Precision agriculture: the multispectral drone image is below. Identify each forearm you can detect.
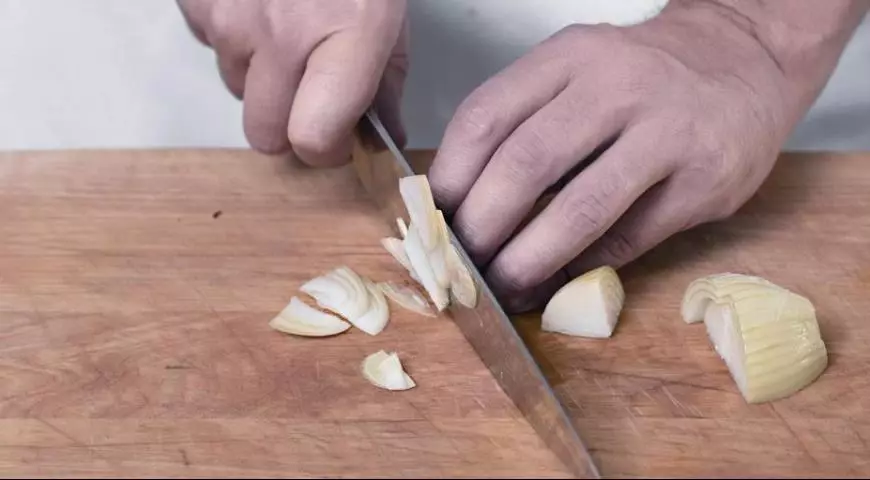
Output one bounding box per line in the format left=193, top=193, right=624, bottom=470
left=663, top=0, right=868, bottom=111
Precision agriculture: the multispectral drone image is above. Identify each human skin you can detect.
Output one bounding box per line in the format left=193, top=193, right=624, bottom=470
left=426, top=0, right=869, bottom=311
left=178, top=0, right=868, bottom=312
left=176, top=0, right=408, bottom=164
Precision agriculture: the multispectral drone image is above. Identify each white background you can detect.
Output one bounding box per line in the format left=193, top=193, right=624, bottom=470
left=0, top=0, right=867, bottom=152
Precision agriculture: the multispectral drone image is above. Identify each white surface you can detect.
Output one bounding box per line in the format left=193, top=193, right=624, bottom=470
left=0, top=0, right=867, bottom=152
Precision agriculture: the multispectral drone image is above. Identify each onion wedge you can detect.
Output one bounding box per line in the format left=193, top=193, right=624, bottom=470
left=404, top=224, right=450, bottom=311
left=541, top=266, right=624, bottom=338
left=681, top=273, right=828, bottom=403
left=300, top=266, right=371, bottom=322
left=362, top=350, right=416, bottom=391
left=396, top=217, right=408, bottom=239
left=353, top=280, right=390, bottom=336
left=378, top=281, right=436, bottom=317
left=380, top=237, right=413, bottom=272
left=399, top=175, right=440, bottom=251
left=428, top=210, right=452, bottom=289
left=269, top=296, right=351, bottom=337
left=446, top=244, right=478, bottom=308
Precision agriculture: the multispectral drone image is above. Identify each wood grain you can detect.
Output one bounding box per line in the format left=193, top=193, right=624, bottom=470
left=0, top=149, right=568, bottom=478
left=1, top=148, right=868, bottom=478
left=411, top=150, right=870, bottom=478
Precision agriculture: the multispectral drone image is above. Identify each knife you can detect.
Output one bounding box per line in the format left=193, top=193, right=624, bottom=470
left=351, top=109, right=600, bottom=479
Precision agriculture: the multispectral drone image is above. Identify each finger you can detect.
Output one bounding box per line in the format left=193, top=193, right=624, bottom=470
left=288, top=1, right=406, bottom=167
left=452, top=88, right=631, bottom=264
left=427, top=45, right=572, bottom=213
left=373, top=20, right=410, bottom=148
left=242, top=49, right=304, bottom=154
left=566, top=177, right=701, bottom=275
left=216, top=46, right=251, bottom=100
left=176, top=0, right=211, bottom=46
left=485, top=130, right=675, bottom=295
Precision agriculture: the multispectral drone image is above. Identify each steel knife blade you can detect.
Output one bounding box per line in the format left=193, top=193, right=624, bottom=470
left=351, top=109, right=600, bottom=479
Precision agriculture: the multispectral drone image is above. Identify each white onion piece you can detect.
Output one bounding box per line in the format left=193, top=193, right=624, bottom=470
left=381, top=237, right=413, bottom=272
left=268, top=296, right=351, bottom=337
left=352, top=280, right=390, bottom=335
left=362, top=350, right=416, bottom=391
left=446, top=244, right=478, bottom=308
left=404, top=224, right=450, bottom=311
left=427, top=209, right=452, bottom=288
left=396, top=217, right=408, bottom=239
left=300, top=266, right=370, bottom=322
left=681, top=273, right=828, bottom=403
left=399, top=175, right=440, bottom=251
left=378, top=281, right=436, bottom=317
left=542, top=266, right=624, bottom=338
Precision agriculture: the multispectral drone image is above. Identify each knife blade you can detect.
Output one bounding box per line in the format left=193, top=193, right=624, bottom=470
left=351, top=109, right=600, bottom=479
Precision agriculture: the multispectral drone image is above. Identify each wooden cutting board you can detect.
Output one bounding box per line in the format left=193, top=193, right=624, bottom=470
left=0, top=149, right=868, bottom=478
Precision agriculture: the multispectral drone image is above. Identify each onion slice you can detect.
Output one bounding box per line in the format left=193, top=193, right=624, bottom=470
left=446, top=244, right=478, bottom=308
left=396, top=217, right=408, bottom=239
left=399, top=175, right=440, bottom=251
left=380, top=237, right=413, bottom=272
left=269, top=296, right=351, bottom=337
left=378, top=281, right=436, bottom=317
left=541, top=266, right=624, bottom=338
left=681, top=273, right=828, bottom=403
left=362, top=350, right=416, bottom=391
left=404, top=224, right=450, bottom=311
left=353, top=280, right=390, bottom=335
left=300, top=266, right=371, bottom=321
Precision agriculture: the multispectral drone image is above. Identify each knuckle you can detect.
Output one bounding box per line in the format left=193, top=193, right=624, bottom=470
left=287, top=127, right=334, bottom=157
left=557, top=188, right=616, bottom=235
left=497, top=132, right=552, bottom=185
left=451, top=101, right=499, bottom=145
left=490, top=258, right=535, bottom=294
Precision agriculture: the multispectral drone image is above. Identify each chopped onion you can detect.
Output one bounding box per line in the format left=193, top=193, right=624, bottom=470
left=445, top=244, right=478, bottom=308
left=300, top=266, right=371, bottom=322
left=399, top=175, right=440, bottom=252
left=427, top=210, right=452, bottom=288
left=396, top=217, right=408, bottom=239
left=352, top=280, right=390, bottom=335
left=362, top=350, right=416, bottom=391
left=404, top=224, right=450, bottom=311
left=268, top=296, right=351, bottom=337
left=378, top=281, right=436, bottom=317
left=380, top=237, right=413, bottom=272
left=541, top=266, right=624, bottom=338
left=681, top=273, right=828, bottom=403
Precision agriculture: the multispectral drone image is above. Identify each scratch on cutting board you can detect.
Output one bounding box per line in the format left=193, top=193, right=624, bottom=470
left=179, top=448, right=191, bottom=466
left=661, top=385, right=689, bottom=417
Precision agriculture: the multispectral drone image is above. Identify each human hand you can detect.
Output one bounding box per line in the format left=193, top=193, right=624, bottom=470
left=428, top=1, right=855, bottom=312
left=177, top=0, right=408, bottom=165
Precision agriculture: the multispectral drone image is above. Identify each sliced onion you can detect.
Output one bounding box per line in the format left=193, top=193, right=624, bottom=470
left=446, top=244, right=478, bottom=308
left=396, top=217, right=408, bottom=239
left=362, top=350, right=416, bottom=391
left=300, top=266, right=371, bottom=322
left=681, top=273, right=828, bottom=403
left=380, top=237, right=413, bottom=272
left=541, top=266, right=624, bottom=338
left=378, top=281, right=436, bottom=317
left=352, top=280, right=390, bottom=335
left=427, top=210, right=452, bottom=288
left=399, top=175, right=440, bottom=251
left=404, top=224, right=450, bottom=311
left=268, top=296, right=351, bottom=337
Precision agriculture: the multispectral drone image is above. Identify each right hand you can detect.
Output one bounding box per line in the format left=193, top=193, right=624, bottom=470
left=177, top=0, right=408, bottom=166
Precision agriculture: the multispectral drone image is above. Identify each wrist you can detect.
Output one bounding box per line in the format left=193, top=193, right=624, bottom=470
left=659, top=0, right=868, bottom=110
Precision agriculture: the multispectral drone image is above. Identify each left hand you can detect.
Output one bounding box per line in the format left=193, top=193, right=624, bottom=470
left=427, top=3, right=805, bottom=312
